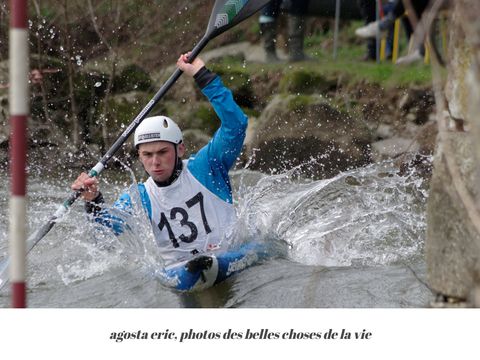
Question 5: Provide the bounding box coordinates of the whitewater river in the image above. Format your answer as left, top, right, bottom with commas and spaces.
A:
0, 160, 434, 307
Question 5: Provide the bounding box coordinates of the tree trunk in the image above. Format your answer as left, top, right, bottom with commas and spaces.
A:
61, 0, 80, 150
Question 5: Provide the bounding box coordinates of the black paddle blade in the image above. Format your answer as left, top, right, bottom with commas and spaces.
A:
206, 0, 272, 38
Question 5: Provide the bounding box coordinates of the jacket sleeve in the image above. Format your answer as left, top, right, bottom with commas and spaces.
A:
187, 75, 248, 203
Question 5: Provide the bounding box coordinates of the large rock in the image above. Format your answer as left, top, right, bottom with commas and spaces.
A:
371, 137, 419, 162
0, 91, 68, 150
426, 131, 480, 299
426, 0, 480, 303
247, 94, 372, 178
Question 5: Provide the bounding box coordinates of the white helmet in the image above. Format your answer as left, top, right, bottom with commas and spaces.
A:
134, 116, 183, 148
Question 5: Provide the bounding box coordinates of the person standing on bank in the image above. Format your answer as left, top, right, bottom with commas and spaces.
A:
71, 53, 247, 271
259, 0, 312, 62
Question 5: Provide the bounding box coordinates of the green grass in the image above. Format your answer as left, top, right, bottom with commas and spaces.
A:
210, 18, 434, 90
303, 20, 433, 88
213, 54, 432, 90
309, 58, 432, 87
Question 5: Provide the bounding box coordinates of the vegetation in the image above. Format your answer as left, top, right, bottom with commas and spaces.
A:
0, 1, 435, 156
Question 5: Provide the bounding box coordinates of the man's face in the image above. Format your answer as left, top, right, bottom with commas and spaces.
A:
138, 141, 185, 182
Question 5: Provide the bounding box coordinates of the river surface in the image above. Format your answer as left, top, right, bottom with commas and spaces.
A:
0, 160, 434, 307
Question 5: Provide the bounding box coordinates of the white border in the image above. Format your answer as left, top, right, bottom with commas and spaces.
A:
0, 309, 478, 360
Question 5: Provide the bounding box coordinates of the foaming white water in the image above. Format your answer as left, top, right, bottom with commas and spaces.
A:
63, 168, 165, 282
1, 157, 428, 292
232, 160, 428, 267
0, 158, 433, 307
0, 166, 163, 287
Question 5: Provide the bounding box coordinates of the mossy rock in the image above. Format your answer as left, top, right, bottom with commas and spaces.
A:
249, 94, 372, 178
106, 91, 160, 128
183, 129, 210, 157
27, 55, 111, 148
189, 104, 221, 135
73, 71, 110, 110
100, 91, 160, 145
28, 53, 110, 120
159, 100, 221, 136
113, 64, 153, 93
287, 94, 315, 112
210, 66, 254, 108
280, 69, 337, 94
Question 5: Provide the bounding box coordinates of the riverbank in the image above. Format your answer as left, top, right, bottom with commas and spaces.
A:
0, 15, 437, 183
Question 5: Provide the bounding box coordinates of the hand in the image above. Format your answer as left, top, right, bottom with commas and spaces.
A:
71, 172, 100, 201
176, 52, 205, 77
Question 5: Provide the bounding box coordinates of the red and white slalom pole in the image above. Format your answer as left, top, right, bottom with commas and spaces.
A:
9, 0, 29, 308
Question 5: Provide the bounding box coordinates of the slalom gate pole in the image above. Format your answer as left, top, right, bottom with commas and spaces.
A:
9, 0, 29, 308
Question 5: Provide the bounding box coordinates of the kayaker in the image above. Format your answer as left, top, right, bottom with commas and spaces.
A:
71, 53, 248, 272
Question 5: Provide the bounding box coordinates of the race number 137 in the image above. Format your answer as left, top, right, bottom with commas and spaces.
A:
158, 192, 212, 248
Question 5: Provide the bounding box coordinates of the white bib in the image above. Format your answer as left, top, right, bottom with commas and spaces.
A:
144, 161, 235, 267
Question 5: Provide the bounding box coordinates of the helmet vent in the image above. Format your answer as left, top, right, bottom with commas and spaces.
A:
163, 119, 169, 128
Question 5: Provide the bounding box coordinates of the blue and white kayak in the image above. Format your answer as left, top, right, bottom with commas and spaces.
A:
158, 242, 268, 291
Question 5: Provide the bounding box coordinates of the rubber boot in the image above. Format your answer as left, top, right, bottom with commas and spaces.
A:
362, 38, 377, 61
287, 15, 313, 62
260, 22, 280, 63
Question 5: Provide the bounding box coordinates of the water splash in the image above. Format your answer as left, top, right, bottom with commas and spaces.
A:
232, 159, 429, 267
8, 158, 164, 287
59, 161, 165, 284
0, 155, 430, 292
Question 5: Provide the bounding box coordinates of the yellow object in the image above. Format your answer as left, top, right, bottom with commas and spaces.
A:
392, 19, 401, 63
380, 38, 386, 61
424, 42, 430, 65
